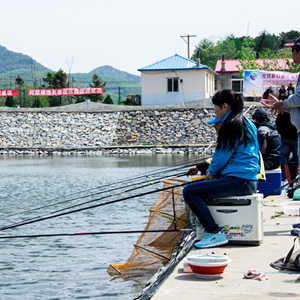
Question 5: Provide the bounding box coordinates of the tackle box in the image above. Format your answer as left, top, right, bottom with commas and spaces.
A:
257, 169, 282, 196
190, 193, 263, 246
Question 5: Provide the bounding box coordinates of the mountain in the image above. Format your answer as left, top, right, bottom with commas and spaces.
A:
0, 45, 53, 88
0, 45, 141, 100
0, 45, 51, 74
90, 65, 140, 82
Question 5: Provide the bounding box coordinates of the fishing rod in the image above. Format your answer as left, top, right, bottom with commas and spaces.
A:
244, 105, 254, 115
0, 228, 193, 240
1, 174, 204, 232
263, 176, 299, 198
3, 169, 187, 219
4, 170, 189, 227
0, 177, 205, 232
4, 159, 187, 217
3, 155, 210, 221
2, 167, 190, 221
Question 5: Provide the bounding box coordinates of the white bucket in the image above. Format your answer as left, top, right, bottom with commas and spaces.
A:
280, 201, 300, 216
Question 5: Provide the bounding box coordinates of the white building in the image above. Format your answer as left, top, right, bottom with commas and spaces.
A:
138, 54, 216, 106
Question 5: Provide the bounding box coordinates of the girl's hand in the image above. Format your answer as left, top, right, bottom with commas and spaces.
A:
206, 171, 213, 180
187, 166, 198, 176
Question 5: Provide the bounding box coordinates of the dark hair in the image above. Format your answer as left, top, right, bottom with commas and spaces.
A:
293, 37, 300, 52
212, 89, 253, 150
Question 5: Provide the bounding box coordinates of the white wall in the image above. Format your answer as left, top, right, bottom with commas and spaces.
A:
140, 69, 215, 106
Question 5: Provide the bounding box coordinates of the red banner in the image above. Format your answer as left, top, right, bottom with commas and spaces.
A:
0, 89, 18, 97
28, 88, 104, 97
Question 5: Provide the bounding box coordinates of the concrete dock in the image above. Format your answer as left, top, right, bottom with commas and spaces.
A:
151, 194, 300, 300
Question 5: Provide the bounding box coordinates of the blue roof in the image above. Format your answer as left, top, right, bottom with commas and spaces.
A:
138, 54, 216, 74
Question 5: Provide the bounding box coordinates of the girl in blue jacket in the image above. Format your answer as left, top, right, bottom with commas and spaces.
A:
183, 89, 260, 248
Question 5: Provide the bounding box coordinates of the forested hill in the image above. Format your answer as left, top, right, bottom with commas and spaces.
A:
0, 45, 140, 89
90, 65, 140, 82
0, 45, 51, 74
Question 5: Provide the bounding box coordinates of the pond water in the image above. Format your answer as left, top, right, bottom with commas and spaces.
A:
0, 154, 196, 300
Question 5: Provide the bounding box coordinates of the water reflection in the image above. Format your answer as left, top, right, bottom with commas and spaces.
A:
0, 153, 194, 168
0, 154, 196, 300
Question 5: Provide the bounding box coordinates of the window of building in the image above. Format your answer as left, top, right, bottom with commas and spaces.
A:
232, 79, 243, 94
167, 77, 179, 92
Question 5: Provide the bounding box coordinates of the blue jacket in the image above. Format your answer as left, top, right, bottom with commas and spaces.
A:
208, 116, 260, 180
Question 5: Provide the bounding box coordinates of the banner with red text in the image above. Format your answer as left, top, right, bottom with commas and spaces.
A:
28, 88, 104, 97
243, 70, 299, 97
0, 89, 18, 97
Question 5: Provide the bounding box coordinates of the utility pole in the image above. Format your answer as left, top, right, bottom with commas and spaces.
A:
180, 34, 197, 59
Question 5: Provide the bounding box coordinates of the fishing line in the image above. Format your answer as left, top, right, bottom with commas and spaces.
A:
5, 170, 188, 227
2, 167, 189, 221
0, 177, 205, 232
1, 172, 197, 232
3, 169, 186, 220
3, 155, 210, 220
0, 228, 193, 240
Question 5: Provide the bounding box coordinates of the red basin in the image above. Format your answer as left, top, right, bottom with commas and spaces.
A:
188, 263, 228, 275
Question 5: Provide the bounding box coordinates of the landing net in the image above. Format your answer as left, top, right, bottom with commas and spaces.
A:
107, 179, 189, 276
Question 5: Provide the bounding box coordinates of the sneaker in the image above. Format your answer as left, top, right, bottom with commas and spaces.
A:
194, 232, 228, 248
292, 223, 300, 229
291, 228, 300, 236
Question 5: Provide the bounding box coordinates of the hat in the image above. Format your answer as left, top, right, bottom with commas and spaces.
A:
284, 37, 300, 48
252, 108, 269, 122
207, 115, 220, 124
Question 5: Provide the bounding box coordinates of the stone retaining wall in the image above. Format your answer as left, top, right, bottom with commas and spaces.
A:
0, 105, 262, 154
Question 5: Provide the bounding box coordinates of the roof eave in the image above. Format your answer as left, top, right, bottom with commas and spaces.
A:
138, 67, 217, 75
216, 70, 240, 73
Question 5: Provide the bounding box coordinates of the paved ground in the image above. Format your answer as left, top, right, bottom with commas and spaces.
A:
151, 193, 300, 300
0, 100, 258, 112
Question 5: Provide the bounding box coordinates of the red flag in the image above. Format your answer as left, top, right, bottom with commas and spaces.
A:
0, 89, 18, 97
28, 88, 104, 96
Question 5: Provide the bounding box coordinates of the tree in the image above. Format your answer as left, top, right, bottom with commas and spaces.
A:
42, 69, 68, 106
32, 98, 41, 108
89, 73, 106, 102
191, 38, 219, 69
74, 95, 85, 103
42, 69, 67, 89
189, 30, 299, 73
254, 31, 281, 58
42, 72, 55, 88
279, 30, 300, 48
237, 37, 256, 60
103, 95, 113, 104
15, 76, 24, 88
53, 69, 68, 88
216, 35, 237, 59
5, 96, 15, 107
15, 76, 25, 107
237, 34, 299, 74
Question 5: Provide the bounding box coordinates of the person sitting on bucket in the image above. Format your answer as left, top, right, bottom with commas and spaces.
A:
252, 108, 281, 170
183, 90, 260, 248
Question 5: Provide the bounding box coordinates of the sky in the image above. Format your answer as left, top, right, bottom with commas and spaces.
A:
0, 0, 299, 76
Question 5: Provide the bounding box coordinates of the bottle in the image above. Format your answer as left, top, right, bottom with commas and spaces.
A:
284, 179, 289, 197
